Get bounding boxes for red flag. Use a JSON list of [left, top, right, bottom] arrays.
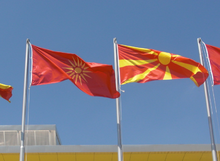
[[118, 44, 208, 86], [206, 44, 220, 85], [0, 83, 13, 102], [31, 45, 120, 99]]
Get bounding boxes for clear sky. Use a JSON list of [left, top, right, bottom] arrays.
[[1, 1, 220, 146]]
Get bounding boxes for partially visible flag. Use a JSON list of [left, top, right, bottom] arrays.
[[118, 44, 208, 87], [31, 45, 120, 99], [205, 44, 220, 85], [0, 83, 13, 102]]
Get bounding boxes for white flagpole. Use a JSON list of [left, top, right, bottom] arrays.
[[197, 38, 218, 161], [113, 38, 123, 161], [20, 39, 30, 161]]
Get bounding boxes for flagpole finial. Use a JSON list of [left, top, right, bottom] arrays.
[[197, 37, 202, 43], [113, 38, 117, 44], [26, 39, 30, 43]]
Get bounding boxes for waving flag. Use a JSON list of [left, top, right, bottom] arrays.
[[118, 44, 208, 87], [31, 45, 120, 99], [0, 83, 13, 102], [206, 44, 220, 85]]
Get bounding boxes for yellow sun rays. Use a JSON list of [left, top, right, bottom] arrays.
[[122, 63, 160, 84], [120, 51, 175, 84], [64, 57, 91, 84]]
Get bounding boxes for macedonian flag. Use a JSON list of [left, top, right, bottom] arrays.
[[31, 45, 120, 99], [118, 44, 208, 87], [205, 44, 220, 85], [0, 83, 13, 102]]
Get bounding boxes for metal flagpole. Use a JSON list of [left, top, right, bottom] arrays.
[[20, 39, 30, 161], [113, 38, 123, 161], [197, 38, 218, 161]]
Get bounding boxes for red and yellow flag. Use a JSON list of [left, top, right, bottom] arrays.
[[0, 83, 13, 102], [31, 45, 120, 99], [206, 44, 220, 85], [118, 44, 208, 87]]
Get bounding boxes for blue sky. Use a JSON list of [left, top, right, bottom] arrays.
[[1, 1, 220, 146]]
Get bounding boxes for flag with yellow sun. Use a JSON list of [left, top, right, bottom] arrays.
[[0, 83, 13, 102], [31, 45, 120, 99], [118, 44, 208, 87]]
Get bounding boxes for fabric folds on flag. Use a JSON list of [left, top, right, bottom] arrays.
[[31, 45, 120, 99], [206, 44, 220, 85], [0, 83, 13, 102], [118, 44, 208, 87]]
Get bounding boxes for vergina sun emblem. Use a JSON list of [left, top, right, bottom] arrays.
[[64, 57, 91, 84]]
